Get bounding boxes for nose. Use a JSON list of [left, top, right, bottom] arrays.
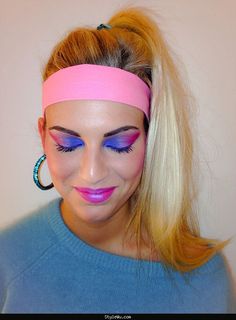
[[78, 146, 109, 185]]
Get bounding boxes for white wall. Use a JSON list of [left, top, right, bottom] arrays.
[[1, 0, 235, 284]]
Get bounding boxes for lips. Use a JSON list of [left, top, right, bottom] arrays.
[[75, 187, 116, 194], [74, 186, 117, 204]]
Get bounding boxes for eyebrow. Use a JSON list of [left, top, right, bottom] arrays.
[[48, 125, 139, 138]]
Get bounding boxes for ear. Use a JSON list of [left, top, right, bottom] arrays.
[[38, 117, 46, 152]]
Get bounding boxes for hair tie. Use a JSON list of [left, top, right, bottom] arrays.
[[97, 23, 112, 30]]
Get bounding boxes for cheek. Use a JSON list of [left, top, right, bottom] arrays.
[[114, 144, 146, 181], [44, 141, 75, 181]]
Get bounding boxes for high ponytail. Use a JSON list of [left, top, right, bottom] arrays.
[[42, 6, 230, 272]]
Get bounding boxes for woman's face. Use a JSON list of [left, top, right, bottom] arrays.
[[38, 100, 146, 225]]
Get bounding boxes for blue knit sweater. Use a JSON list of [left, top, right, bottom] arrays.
[[0, 198, 235, 314]]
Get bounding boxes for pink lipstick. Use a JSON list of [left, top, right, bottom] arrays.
[[74, 186, 117, 204]]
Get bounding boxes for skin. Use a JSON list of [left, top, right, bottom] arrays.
[[38, 100, 150, 258]]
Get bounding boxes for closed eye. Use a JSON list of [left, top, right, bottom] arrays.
[[54, 143, 134, 154], [51, 131, 140, 154], [104, 144, 134, 154], [55, 143, 80, 153]]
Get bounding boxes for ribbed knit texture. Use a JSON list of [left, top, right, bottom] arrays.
[[0, 198, 235, 314]]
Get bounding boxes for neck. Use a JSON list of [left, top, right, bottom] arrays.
[[60, 199, 159, 261], [60, 199, 133, 254]]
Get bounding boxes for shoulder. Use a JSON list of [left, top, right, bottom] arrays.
[[186, 252, 236, 313], [0, 198, 61, 283], [188, 252, 230, 286]]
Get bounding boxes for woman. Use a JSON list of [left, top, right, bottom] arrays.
[[0, 6, 235, 313]]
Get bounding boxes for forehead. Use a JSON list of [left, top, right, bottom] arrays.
[[45, 100, 144, 128]]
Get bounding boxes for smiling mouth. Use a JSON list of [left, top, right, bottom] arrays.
[[74, 186, 117, 204]]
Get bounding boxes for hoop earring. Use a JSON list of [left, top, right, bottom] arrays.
[[33, 154, 54, 190]]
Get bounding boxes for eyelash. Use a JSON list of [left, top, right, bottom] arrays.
[[55, 143, 134, 154]]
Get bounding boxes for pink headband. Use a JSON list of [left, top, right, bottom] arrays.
[[42, 64, 151, 120]]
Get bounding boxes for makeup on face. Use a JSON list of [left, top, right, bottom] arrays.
[[48, 126, 141, 154], [74, 186, 117, 204]]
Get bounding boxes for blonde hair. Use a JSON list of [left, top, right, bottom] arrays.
[[42, 6, 230, 272]]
